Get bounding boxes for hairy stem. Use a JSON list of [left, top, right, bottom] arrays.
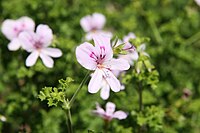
[[138, 82, 144, 133], [69, 70, 90, 107], [64, 71, 90, 133], [66, 108, 73, 133]]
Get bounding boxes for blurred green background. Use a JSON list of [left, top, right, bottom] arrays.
[[0, 0, 200, 132]]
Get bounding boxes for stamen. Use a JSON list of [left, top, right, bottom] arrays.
[[90, 52, 98, 60], [100, 46, 106, 59]]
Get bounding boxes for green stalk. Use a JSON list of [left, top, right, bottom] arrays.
[[69, 70, 90, 107], [66, 108, 73, 133], [138, 82, 144, 133], [64, 71, 90, 133]]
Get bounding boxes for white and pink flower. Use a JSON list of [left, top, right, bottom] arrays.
[[76, 35, 130, 94], [117, 32, 139, 66], [18, 24, 62, 68], [1, 16, 35, 51], [195, 0, 200, 6], [93, 102, 128, 121], [80, 13, 112, 40]]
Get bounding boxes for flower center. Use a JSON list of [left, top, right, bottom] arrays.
[[34, 41, 43, 49], [89, 46, 106, 65], [97, 64, 104, 69]]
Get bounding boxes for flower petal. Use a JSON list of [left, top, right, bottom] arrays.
[[113, 111, 128, 120], [1, 19, 18, 40], [93, 103, 106, 117], [25, 51, 39, 67], [88, 69, 103, 93], [76, 42, 97, 70], [41, 48, 62, 58], [138, 44, 146, 52], [36, 24, 53, 47], [85, 31, 113, 41], [18, 16, 35, 31], [100, 81, 110, 100], [106, 102, 116, 116], [18, 31, 35, 52], [92, 13, 106, 30], [8, 38, 21, 51], [195, 0, 200, 6], [103, 69, 121, 92], [104, 58, 130, 71], [93, 34, 113, 61], [130, 51, 139, 60], [80, 15, 93, 32], [39, 52, 54, 68], [123, 32, 136, 42]]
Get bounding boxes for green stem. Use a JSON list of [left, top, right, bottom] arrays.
[[138, 82, 144, 133], [69, 70, 90, 107], [66, 108, 73, 133]]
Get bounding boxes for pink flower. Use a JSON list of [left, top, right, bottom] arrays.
[[118, 33, 139, 66], [18, 24, 62, 68], [90, 69, 125, 100], [195, 0, 200, 6], [76, 35, 130, 94], [80, 13, 112, 40], [1, 16, 35, 51], [123, 32, 136, 43], [123, 32, 149, 57], [93, 102, 128, 121]]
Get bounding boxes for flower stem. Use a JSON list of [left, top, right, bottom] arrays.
[[138, 82, 144, 133], [64, 71, 90, 133], [66, 108, 73, 133], [69, 70, 90, 107]]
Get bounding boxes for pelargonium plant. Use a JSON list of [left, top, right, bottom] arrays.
[[1, 16, 35, 51], [93, 102, 128, 121], [75, 34, 130, 97], [80, 13, 113, 40], [18, 24, 62, 68], [114, 32, 139, 66], [195, 0, 200, 6]]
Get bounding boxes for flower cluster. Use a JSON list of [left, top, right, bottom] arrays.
[[1, 16, 35, 51], [76, 34, 130, 98], [77, 13, 140, 122], [78, 13, 151, 122], [1, 16, 62, 68]]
